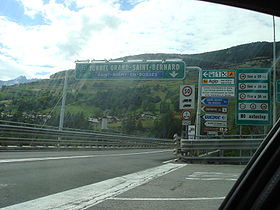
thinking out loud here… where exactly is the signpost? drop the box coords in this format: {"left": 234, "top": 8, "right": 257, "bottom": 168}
{"left": 76, "top": 60, "right": 186, "bottom": 80}
{"left": 201, "top": 98, "right": 229, "bottom": 106}
{"left": 180, "top": 85, "right": 195, "bottom": 109}
{"left": 187, "top": 125, "right": 196, "bottom": 139}
{"left": 202, "top": 106, "right": 228, "bottom": 113}
{"left": 179, "top": 84, "right": 195, "bottom": 136}
{"left": 200, "top": 70, "right": 237, "bottom": 135}
{"left": 204, "top": 121, "right": 227, "bottom": 127}
{"left": 182, "top": 110, "right": 192, "bottom": 121}
{"left": 203, "top": 127, "right": 228, "bottom": 132}
{"left": 201, "top": 86, "right": 235, "bottom": 97}
{"left": 236, "top": 68, "right": 271, "bottom": 125}
{"left": 202, "top": 70, "right": 235, "bottom": 78}
{"left": 202, "top": 70, "right": 236, "bottom": 97}
{"left": 202, "top": 114, "right": 227, "bottom": 121}
{"left": 238, "top": 102, "right": 269, "bottom": 111}
{"left": 202, "top": 78, "right": 235, "bottom": 85}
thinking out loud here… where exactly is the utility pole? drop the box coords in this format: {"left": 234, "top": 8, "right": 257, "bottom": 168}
{"left": 59, "top": 70, "right": 68, "bottom": 131}
{"left": 273, "top": 16, "right": 277, "bottom": 125}
{"left": 186, "top": 67, "right": 202, "bottom": 139}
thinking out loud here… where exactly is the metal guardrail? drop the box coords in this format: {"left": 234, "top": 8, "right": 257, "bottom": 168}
{"left": 178, "top": 138, "right": 263, "bottom": 164}
{"left": 0, "top": 123, "right": 173, "bottom": 150}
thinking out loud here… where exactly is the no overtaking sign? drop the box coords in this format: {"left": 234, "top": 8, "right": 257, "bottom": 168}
{"left": 182, "top": 110, "right": 192, "bottom": 121}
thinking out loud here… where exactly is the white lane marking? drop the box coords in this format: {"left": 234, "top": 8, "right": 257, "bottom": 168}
{"left": 186, "top": 172, "right": 239, "bottom": 181}
{"left": 0, "top": 184, "right": 9, "bottom": 189}
{"left": 2, "top": 163, "right": 185, "bottom": 210}
{"left": 185, "top": 178, "right": 237, "bottom": 181}
{"left": 0, "top": 150, "right": 172, "bottom": 164}
{"left": 109, "top": 197, "right": 225, "bottom": 201}
{"left": 162, "top": 159, "right": 175, "bottom": 164}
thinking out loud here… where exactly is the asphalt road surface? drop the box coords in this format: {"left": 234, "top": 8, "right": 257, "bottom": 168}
{"left": 0, "top": 149, "right": 174, "bottom": 208}
{"left": 0, "top": 149, "right": 245, "bottom": 209}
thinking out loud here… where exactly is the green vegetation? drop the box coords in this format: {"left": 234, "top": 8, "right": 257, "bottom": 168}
{"left": 1, "top": 41, "right": 279, "bottom": 138}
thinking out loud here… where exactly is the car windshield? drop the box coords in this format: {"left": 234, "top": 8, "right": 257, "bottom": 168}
{"left": 0, "top": 0, "right": 279, "bottom": 209}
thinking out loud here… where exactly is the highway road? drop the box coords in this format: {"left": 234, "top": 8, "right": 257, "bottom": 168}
{"left": 0, "top": 149, "right": 245, "bottom": 210}
{"left": 0, "top": 149, "right": 174, "bottom": 208}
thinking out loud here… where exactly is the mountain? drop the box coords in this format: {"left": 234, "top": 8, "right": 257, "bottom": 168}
{"left": 49, "top": 41, "right": 279, "bottom": 80}
{"left": 0, "top": 76, "right": 40, "bottom": 88}
{"left": 0, "top": 41, "right": 279, "bottom": 137}
{"left": 119, "top": 41, "right": 279, "bottom": 69}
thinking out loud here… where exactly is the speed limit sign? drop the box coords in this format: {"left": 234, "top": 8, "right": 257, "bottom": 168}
{"left": 182, "top": 85, "right": 193, "bottom": 96}
{"left": 180, "top": 85, "right": 195, "bottom": 109}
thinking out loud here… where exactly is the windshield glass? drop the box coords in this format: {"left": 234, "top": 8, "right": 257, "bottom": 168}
{"left": 0, "top": 0, "right": 279, "bottom": 209}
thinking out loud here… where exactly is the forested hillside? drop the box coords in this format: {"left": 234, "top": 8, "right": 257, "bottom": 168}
{"left": 0, "top": 41, "right": 279, "bottom": 138}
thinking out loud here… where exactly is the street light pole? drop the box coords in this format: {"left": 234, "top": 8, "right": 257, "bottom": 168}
{"left": 59, "top": 70, "right": 68, "bottom": 131}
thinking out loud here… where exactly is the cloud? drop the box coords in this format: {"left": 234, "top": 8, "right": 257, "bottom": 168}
{"left": 0, "top": 0, "right": 277, "bottom": 80}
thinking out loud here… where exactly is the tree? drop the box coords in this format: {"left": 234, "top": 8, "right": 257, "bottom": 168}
{"left": 136, "top": 120, "right": 144, "bottom": 131}
{"left": 152, "top": 111, "right": 181, "bottom": 138}
{"left": 160, "top": 101, "right": 170, "bottom": 113}
{"left": 122, "top": 115, "right": 136, "bottom": 134}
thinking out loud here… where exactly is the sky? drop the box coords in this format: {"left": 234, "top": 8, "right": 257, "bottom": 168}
{"left": 0, "top": 0, "right": 278, "bottom": 80}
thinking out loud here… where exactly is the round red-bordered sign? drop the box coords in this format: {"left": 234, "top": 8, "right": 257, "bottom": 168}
{"left": 261, "top": 103, "right": 268, "bottom": 110}
{"left": 239, "top": 93, "right": 246, "bottom": 100}
{"left": 250, "top": 103, "right": 256, "bottom": 110}
{"left": 239, "top": 83, "right": 246, "bottom": 90}
{"left": 182, "top": 110, "right": 192, "bottom": 120}
{"left": 239, "top": 103, "right": 246, "bottom": 110}
{"left": 182, "top": 85, "right": 193, "bottom": 97}
{"left": 239, "top": 73, "right": 246, "bottom": 80}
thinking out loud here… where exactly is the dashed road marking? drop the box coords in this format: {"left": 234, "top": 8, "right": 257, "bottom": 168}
{"left": 162, "top": 159, "right": 176, "bottom": 164}
{"left": 0, "top": 183, "right": 9, "bottom": 189}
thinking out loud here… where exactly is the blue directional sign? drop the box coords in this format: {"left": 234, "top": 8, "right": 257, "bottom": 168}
{"left": 202, "top": 114, "right": 227, "bottom": 121}
{"left": 201, "top": 98, "right": 229, "bottom": 106}
{"left": 277, "top": 80, "right": 280, "bottom": 103}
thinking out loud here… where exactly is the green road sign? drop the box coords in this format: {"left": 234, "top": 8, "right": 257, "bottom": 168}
{"left": 277, "top": 80, "right": 280, "bottom": 103}
{"left": 236, "top": 68, "right": 271, "bottom": 125}
{"left": 75, "top": 60, "right": 186, "bottom": 80}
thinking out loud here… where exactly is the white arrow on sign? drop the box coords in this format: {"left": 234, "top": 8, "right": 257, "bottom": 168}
{"left": 169, "top": 71, "right": 178, "bottom": 78}
{"left": 203, "top": 71, "right": 208, "bottom": 77}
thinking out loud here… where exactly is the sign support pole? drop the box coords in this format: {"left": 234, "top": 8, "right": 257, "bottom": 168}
{"left": 186, "top": 67, "right": 202, "bottom": 139}
{"left": 273, "top": 16, "right": 277, "bottom": 125}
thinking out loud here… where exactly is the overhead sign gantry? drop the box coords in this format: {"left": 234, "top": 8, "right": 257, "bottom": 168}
{"left": 75, "top": 60, "right": 186, "bottom": 80}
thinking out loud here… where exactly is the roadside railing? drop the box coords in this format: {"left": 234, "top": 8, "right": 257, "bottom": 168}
{"left": 178, "top": 138, "right": 263, "bottom": 164}
{"left": 0, "top": 123, "right": 173, "bottom": 150}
